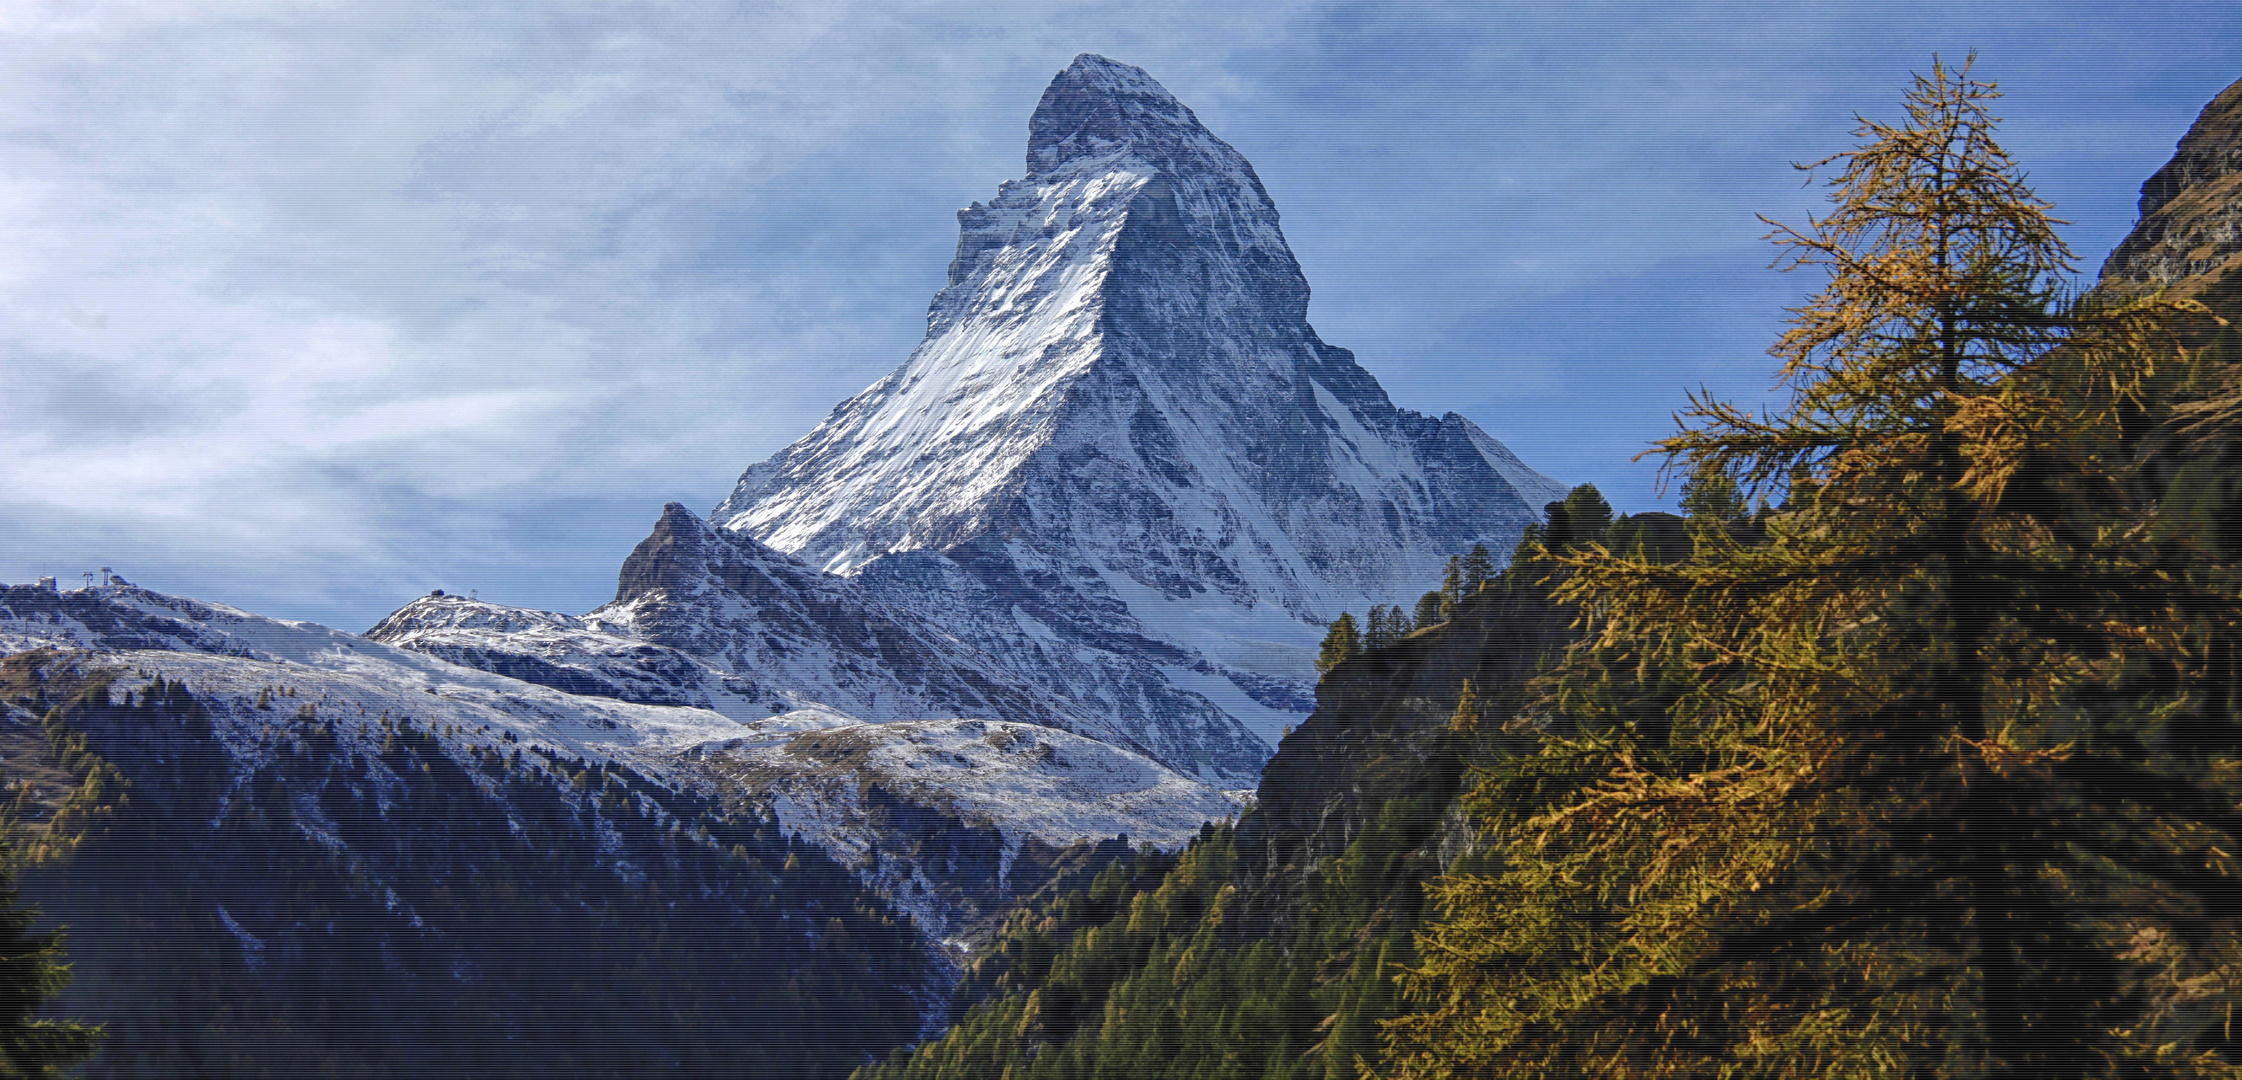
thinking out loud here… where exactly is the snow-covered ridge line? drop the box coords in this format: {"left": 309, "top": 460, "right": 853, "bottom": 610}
{"left": 3, "top": 581, "right": 1245, "bottom": 939}
{"left": 1, "top": 582, "right": 749, "bottom": 766}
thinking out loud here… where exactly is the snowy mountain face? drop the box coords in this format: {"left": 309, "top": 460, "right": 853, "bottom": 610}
{"left": 712, "top": 54, "right": 1561, "bottom": 748}
{"left": 4, "top": 583, "right": 1236, "bottom": 960}
{"left": 0, "top": 583, "right": 938, "bottom": 1072}
{"left": 370, "top": 502, "right": 1276, "bottom": 779}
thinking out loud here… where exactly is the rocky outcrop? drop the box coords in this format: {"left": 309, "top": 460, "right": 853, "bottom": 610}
{"left": 2101, "top": 76, "right": 2242, "bottom": 297}
{"left": 1220, "top": 580, "right": 1571, "bottom": 943}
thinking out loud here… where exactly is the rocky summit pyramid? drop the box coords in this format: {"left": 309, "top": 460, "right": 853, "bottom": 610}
{"left": 713, "top": 54, "right": 1561, "bottom": 703}
{"left": 370, "top": 55, "right": 1559, "bottom": 786}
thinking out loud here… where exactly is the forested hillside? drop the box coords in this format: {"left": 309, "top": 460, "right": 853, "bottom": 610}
{"left": 851, "top": 485, "right": 1700, "bottom": 1080}
{"left": 863, "top": 62, "right": 2242, "bottom": 1080}
{"left": 1, "top": 649, "right": 930, "bottom": 1078}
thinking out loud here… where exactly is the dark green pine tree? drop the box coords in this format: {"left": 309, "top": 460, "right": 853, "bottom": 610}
{"left": 1315, "top": 613, "right": 1360, "bottom": 674}
{"left": 0, "top": 846, "right": 99, "bottom": 1077}
{"left": 1458, "top": 544, "right": 1494, "bottom": 594}
{"left": 1372, "top": 605, "right": 1406, "bottom": 649}
{"left": 1559, "top": 484, "right": 1612, "bottom": 545}
{"left": 1412, "top": 591, "right": 1445, "bottom": 631}
{"left": 1677, "top": 463, "right": 1747, "bottom": 525}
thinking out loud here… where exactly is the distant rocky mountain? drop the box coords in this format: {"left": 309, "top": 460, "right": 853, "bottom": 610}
{"left": 710, "top": 53, "right": 1556, "bottom": 748}
{"left": 715, "top": 56, "right": 1559, "bottom": 628}
{"left": 371, "top": 54, "right": 1559, "bottom": 788}
{"left": 1, "top": 582, "right": 1236, "bottom": 977}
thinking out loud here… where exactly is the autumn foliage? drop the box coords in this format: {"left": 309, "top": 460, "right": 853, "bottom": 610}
{"left": 1380, "top": 58, "right": 2240, "bottom": 1079}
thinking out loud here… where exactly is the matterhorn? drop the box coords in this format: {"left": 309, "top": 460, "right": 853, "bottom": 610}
{"left": 372, "top": 55, "right": 1558, "bottom": 791}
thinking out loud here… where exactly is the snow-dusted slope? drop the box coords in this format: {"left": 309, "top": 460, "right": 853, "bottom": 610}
{"left": 694, "top": 715, "right": 1247, "bottom": 939}
{"left": 714, "top": 54, "right": 1561, "bottom": 731}
{"left": 5, "top": 582, "right": 1242, "bottom": 938}
{"left": 366, "top": 589, "right": 769, "bottom": 716}
{"left": 369, "top": 503, "right": 1273, "bottom": 778}
{"left": 0, "top": 583, "right": 744, "bottom": 763}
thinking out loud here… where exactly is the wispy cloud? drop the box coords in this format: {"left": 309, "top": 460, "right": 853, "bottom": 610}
{"left": 1, "top": 0, "right": 2234, "bottom": 627}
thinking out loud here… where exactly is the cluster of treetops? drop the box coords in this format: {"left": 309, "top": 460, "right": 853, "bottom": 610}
{"left": 1317, "top": 483, "right": 1698, "bottom": 673}
{"left": 864, "top": 57, "right": 2242, "bottom": 1079}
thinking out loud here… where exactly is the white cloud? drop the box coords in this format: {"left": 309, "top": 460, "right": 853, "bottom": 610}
{"left": 0, "top": 0, "right": 2234, "bottom": 626}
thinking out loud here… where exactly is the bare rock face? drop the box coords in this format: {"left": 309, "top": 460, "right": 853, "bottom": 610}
{"left": 2101, "top": 76, "right": 2242, "bottom": 296}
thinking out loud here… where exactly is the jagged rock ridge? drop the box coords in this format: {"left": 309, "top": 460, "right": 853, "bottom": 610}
{"left": 373, "top": 503, "right": 1278, "bottom": 780}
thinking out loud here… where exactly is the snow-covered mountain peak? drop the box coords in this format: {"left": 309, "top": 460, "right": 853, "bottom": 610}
{"left": 713, "top": 58, "right": 1559, "bottom": 647}
{"left": 703, "top": 57, "right": 1564, "bottom": 755}
{"left": 396, "top": 57, "right": 1562, "bottom": 793}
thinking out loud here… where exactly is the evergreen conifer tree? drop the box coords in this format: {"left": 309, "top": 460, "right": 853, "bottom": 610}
{"left": 1381, "top": 58, "right": 2226, "bottom": 1080}
{"left": 1412, "top": 591, "right": 1445, "bottom": 631}
{"left": 1557, "top": 485, "right": 1611, "bottom": 545}
{"left": 0, "top": 843, "right": 100, "bottom": 1076}
{"left": 1677, "top": 463, "right": 1747, "bottom": 524}
{"left": 1378, "top": 605, "right": 1407, "bottom": 647}
{"left": 1362, "top": 606, "right": 1390, "bottom": 650}
{"left": 1458, "top": 545, "right": 1493, "bottom": 593}
{"left": 1315, "top": 614, "right": 1360, "bottom": 674}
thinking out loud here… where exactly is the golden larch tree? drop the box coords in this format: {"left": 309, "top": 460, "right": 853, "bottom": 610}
{"left": 1378, "top": 57, "right": 2235, "bottom": 1080}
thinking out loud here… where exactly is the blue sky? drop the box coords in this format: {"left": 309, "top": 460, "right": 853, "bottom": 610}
{"left": 3, "top": 1, "right": 2237, "bottom": 629}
